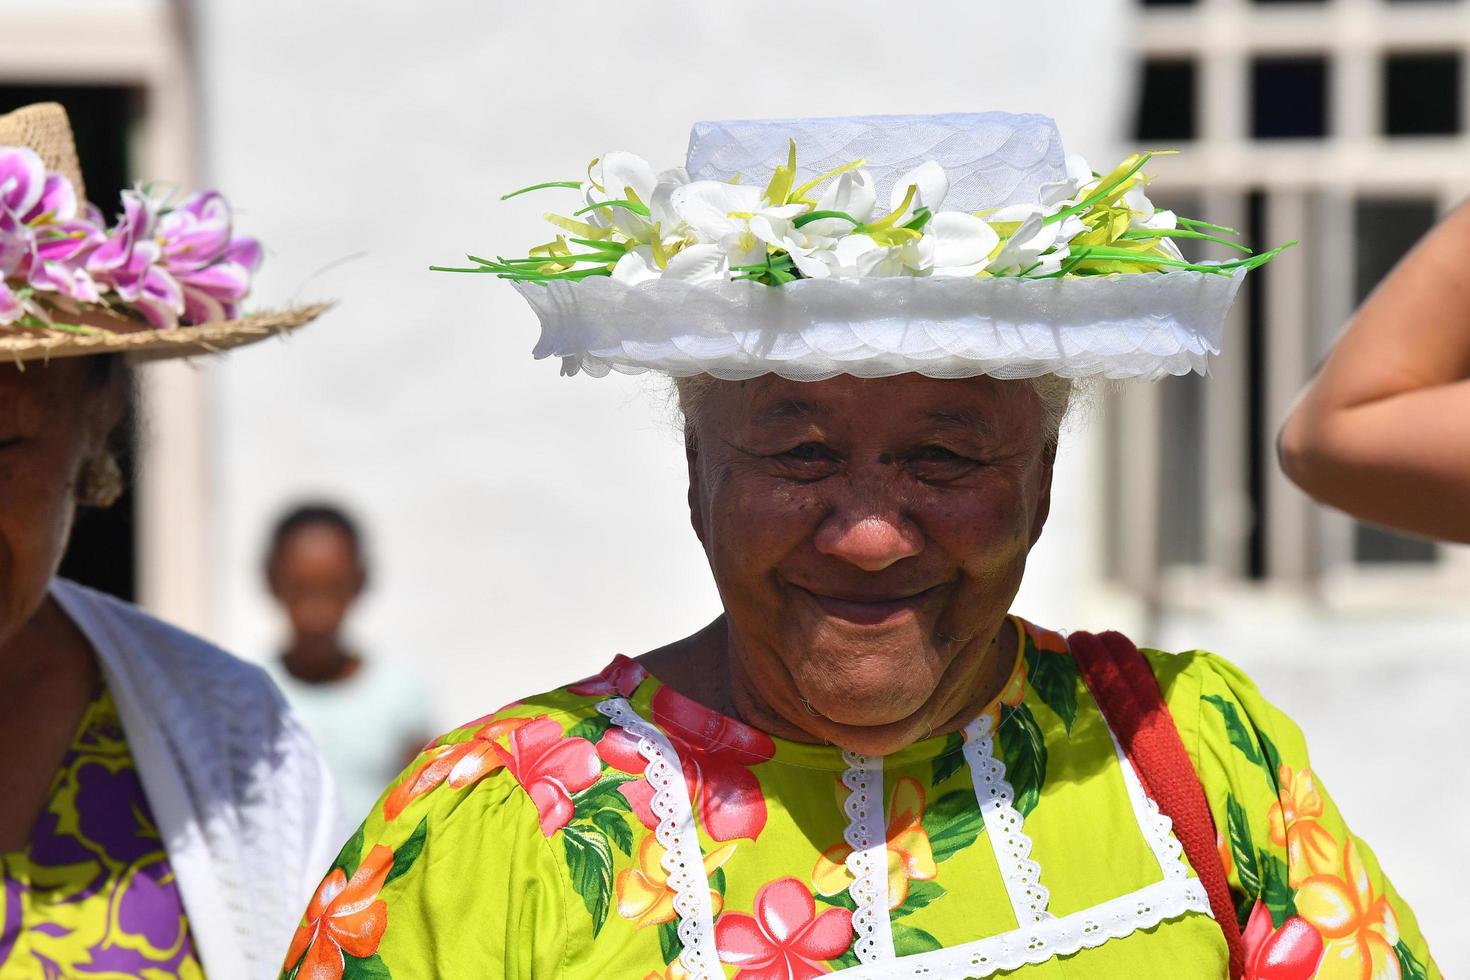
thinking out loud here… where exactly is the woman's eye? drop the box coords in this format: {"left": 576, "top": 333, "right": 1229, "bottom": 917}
{"left": 782, "top": 443, "right": 832, "bottom": 462}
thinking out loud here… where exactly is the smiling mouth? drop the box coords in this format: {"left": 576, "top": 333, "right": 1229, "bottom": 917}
{"left": 794, "top": 584, "right": 942, "bottom": 626}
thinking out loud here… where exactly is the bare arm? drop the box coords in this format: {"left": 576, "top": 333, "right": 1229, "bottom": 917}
{"left": 1278, "top": 197, "right": 1470, "bottom": 542}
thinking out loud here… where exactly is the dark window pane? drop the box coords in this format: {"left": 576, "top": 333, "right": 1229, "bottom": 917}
{"left": 1140, "top": 0, "right": 1197, "bottom": 6}
{"left": 1383, "top": 52, "right": 1461, "bottom": 135}
{"left": 1252, "top": 0, "right": 1328, "bottom": 4}
{"left": 1158, "top": 375, "right": 1206, "bottom": 567}
{"left": 1251, "top": 56, "right": 1330, "bottom": 138}
{"left": 0, "top": 85, "right": 139, "bottom": 602}
{"left": 1246, "top": 190, "right": 1268, "bottom": 580}
{"left": 1136, "top": 59, "right": 1198, "bottom": 141}
{"left": 1354, "top": 524, "right": 1437, "bottom": 563}
{"left": 1354, "top": 197, "right": 1436, "bottom": 302}
{"left": 1351, "top": 196, "right": 1440, "bottom": 564}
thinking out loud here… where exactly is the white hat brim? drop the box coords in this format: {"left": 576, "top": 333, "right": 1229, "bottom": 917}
{"left": 516, "top": 271, "right": 1245, "bottom": 382}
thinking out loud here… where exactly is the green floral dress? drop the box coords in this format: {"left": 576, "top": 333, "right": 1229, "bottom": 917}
{"left": 280, "top": 619, "right": 1438, "bottom": 980}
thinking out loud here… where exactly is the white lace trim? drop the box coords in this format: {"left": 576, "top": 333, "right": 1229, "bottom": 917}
{"left": 597, "top": 698, "right": 721, "bottom": 980}
{"left": 840, "top": 750, "right": 895, "bottom": 964}
{"left": 962, "top": 713, "right": 1051, "bottom": 926}
{"left": 1101, "top": 721, "right": 1194, "bottom": 881}
{"left": 829, "top": 877, "right": 1211, "bottom": 978}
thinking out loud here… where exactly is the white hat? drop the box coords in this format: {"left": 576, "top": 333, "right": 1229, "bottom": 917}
{"left": 442, "top": 112, "right": 1284, "bottom": 382}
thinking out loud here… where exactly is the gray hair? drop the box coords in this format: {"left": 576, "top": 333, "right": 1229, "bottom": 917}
{"left": 673, "top": 373, "right": 1077, "bottom": 451}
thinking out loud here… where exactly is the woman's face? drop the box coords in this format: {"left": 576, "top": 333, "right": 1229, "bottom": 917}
{"left": 687, "top": 373, "right": 1054, "bottom": 752}
{"left": 0, "top": 359, "right": 121, "bottom": 651}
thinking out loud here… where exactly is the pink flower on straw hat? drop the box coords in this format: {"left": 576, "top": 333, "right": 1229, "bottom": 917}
{"left": 0, "top": 146, "right": 105, "bottom": 310}
{"left": 157, "top": 190, "right": 261, "bottom": 323}
{"left": 86, "top": 190, "right": 183, "bottom": 328}
{"left": 86, "top": 187, "right": 260, "bottom": 329}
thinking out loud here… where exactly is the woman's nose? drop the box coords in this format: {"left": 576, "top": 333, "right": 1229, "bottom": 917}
{"left": 813, "top": 510, "right": 923, "bottom": 571}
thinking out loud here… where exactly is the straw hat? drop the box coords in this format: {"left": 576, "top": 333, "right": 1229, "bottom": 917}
{"left": 0, "top": 102, "right": 326, "bottom": 365}
{"left": 444, "top": 113, "right": 1287, "bottom": 382}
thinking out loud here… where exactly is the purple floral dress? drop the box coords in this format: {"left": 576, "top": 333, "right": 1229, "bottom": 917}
{"left": 0, "top": 685, "right": 202, "bottom": 977}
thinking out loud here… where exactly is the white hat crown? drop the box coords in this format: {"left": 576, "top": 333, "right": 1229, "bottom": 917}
{"left": 686, "top": 112, "right": 1067, "bottom": 215}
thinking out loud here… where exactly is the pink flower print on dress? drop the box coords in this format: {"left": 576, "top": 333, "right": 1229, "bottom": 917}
{"left": 715, "top": 877, "right": 854, "bottom": 979}
{"left": 597, "top": 683, "right": 775, "bottom": 842}
{"left": 499, "top": 716, "right": 602, "bottom": 836}
{"left": 1241, "top": 900, "right": 1325, "bottom": 980}
{"left": 568, "top": 655, "right": 649, "bottom": 698}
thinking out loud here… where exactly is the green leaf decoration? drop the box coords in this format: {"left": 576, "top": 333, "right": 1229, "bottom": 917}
{"left": 922, "top": 790, "right": 985, "bottom": 863}
{"left": 1226, "top": 793, "right": 1261, "bottom": 899}
{"left": 566, "top": 714, "right": 612, "bottom": 744}
{"left": 815, "top": 889, "right": 858, "bottom": 911}
{"left": 1203, "top": 695, "right": 1284, "bottom": 791}
{"left": 1023, "top": 637, "right": 1080, "bottom": 734}
{"left": 891, "top": 922, "right": 944, "bottom": 956}
{"left": 1203, "top": 695, "right": 1265, "bottom": 766}
{"left": 1394, "top": 940, "right": 1430, "bottom": 980}
{"left": 998, "top": 703, "right": 1048, "bottom": 816}
{"left": 561, "top": 822, "right": 615, "bottom": 937}
{"left": 892, "top": 879, "right": 946, "bottom": 920}
{"left": 829, "top": 947, "right": 862, "bottom": 971}
{"left": 341, "top": 952, "right": 393, "bottom": 980}
{"left": 591, "top": 808, "right": 633, "bottom": 856}
{"left": 1258, "top": 730, "right": 1284, "bottom": 786}
{"left": 1258, "top": 852, "right": 1296, "bottom": 928}
{"left": 710, "top": 866, "right": 727, "bottom": 896}
{"left": 281, "top": 955, "right": 303, "bottom": 980}
{"left": 331, "top": 825, "right": 365, "bottom": 878}
{"left": 931, "top": 732, "right": 966, "bottom": 787}
{"left": 384, "top": 818, "right": 428, "bottom": 887}
{"left": 658, "top": 918, "right": 683, "bottom": 965}
{"left": 571, "top": 775, "right": 636, "bottom": 815}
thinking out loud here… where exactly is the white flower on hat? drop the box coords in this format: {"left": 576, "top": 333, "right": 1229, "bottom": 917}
{"left": 985, "top": 205, "right": 1086, "bottom": 276}
{"left": 671, "top": 180, "right": 804, "bottom": 268}
{"left": 580, "top": 152, "right": 691, "bottom": 253}
{"left": 610, "top": 242, "right": 728, "bottom": 285}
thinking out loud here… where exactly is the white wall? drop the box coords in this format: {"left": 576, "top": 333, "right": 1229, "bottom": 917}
{"left": 193, "top": 0, "right": 1131, "bottom": 726}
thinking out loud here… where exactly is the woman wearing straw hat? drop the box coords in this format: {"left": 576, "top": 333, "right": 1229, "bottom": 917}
{"left": 284, "top": 114, "right": 1438, "bottom": 979}
{"left": 0, "top": 103, "right": 337, "bottom": 978}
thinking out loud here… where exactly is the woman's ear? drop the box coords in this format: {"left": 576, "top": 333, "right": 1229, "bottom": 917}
{"left": 685, "top": 428, "right": 707, "bottom": 547}
{"left": 1029, "top": 441, "right": 1057, "bottom": 547}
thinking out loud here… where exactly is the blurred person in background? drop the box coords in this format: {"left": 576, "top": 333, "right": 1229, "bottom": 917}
{"left": 265, "top": 503, "right": 433, "bottom": 822}
{"left": 280, "top": 113, "right": 1437, "bottom": 979}
{"left": 0, "top": 103, "right": 337, "bottom": 978}
{"left": 1280, "top": 199, "right": 1470, "bottom": 543}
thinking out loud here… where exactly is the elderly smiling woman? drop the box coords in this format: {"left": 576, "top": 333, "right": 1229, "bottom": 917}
{"left": 0, "top": 103, "right": 337, "bottom": 978}
{"left": 284, "top": 115, "right": 1438, "bottom": 980}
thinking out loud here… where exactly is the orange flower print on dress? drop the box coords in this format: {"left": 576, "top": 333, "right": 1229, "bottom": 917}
{"left": 382, "top": 717, "right": 529, "bottom": 821}
{"left": 1269, "top": 765, "right": 1339, "bottom": 887}
{"left": 617, "top": 834, "right": 736, "bottom": 928}
{"left": 284, "top": 844, "right": 392, "bottom": 980}
{"left": 1295, "top": 838, "right": 1402, "bottom": 980}
{"left": 716, "top": 877, "right": 853, "bottom": 979}
{"left": 811, "top": 776, "right": 937, "bottom": 909}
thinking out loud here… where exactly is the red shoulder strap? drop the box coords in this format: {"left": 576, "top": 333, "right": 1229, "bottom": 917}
{"left": 1066, "top": 629, "right": 1245, "bottom": 979}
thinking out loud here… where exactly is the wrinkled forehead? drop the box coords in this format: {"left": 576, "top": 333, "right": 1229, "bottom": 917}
{"left": 700, "top": 373, "right": 1042, "bottom": 439}
{"left": 0, "top": 359, "right": 94, "bottom": 415}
